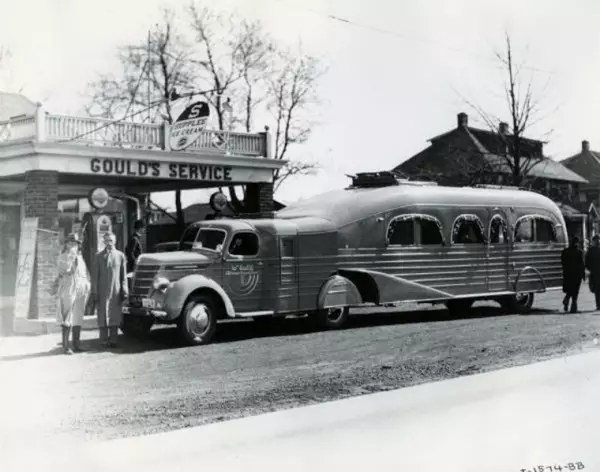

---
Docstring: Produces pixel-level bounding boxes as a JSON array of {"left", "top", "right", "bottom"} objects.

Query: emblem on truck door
[{"left": 225, "top": 263, "right": 260, "bottom": 296}]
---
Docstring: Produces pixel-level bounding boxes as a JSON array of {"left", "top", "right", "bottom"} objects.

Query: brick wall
[
  {"left": 23, "top": 171, "right": 59, "bottom": 319},
  {"left": 258, "top": 182, "right": 274, "bottom": 214}
]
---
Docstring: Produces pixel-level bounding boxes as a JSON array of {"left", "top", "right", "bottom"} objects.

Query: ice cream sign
[{"left": 169, "top": 101, "right": 210, "bottom": 151}]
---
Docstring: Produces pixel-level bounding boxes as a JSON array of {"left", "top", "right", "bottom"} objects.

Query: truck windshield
[{"left": 179, "top": 224, "right": 227, "bottom": 251}]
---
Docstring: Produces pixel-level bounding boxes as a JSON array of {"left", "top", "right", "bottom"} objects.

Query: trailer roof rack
[
  {"left": 349, "top": 171, "right": 399, "bottom": 188},
  {"left": 471, "top": 184, "right": 524, "bottom": 191}
]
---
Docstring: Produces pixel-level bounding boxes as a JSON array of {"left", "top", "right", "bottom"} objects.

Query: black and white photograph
[{"left": 1, "top": 0, "right": 599, "bottom": 470}]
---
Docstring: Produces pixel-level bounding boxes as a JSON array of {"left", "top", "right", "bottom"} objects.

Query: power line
[{"left": 269, "top": 0, "right": 557, "bottom": 76}]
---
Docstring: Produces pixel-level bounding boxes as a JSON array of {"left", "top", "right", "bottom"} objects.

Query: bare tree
[
  {"left": 187, "top": 3, "right": 326, "bottom": 212},
  {"left": 268, "top": 48, "right": 325, "bottom": 193},
  {"left": 86, "top": 9, "right": 194, "bottom": 230},
  {"left": 457, "top": 33, "right": 552, "bottom": 187}
]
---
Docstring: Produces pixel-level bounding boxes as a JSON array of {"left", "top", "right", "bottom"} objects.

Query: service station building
[{"left": 0, "top": 92, "right": 285, "bottom": 333}]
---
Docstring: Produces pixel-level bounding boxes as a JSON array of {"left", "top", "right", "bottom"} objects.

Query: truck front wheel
[{"left": 178, "top": 293, "right": 218, "bottom": 346}]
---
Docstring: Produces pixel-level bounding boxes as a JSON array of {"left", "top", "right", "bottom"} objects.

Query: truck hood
[{"left": 137, "top": 251, "right": 214, "bottom": 267}]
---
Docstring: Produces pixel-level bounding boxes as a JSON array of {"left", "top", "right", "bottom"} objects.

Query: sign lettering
[
  {"left": 90, "top": 158, "right": 233, "bottom": 182},
  {"left": 13, "top": 218, "right": 38, "bottom": 321}
]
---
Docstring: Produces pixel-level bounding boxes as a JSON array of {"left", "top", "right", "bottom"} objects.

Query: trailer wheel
[
  {"left": 312, "top": 306, "right": 349, "bottom": 330},
  {"left": 178, "top": 293, "right": 218, "bottom": 346},
  {"left": 499, "top": 292, "right": 535, "bottom": 314},
  {"left": 120, "top": 316, "right": 154, "bottom": 339},
  {"left": 445, "top": 299, "right": 474, "bottom": 316}
]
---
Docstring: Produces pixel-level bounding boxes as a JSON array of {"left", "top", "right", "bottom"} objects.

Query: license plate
[{"left": 142, "top": 298, "right": 156, "bottom": 309}]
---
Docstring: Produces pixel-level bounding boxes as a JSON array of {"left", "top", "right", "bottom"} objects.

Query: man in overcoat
[
  {"left": 561, "top": 236, "right": 586, "bottom": 313},
  {"left": 125, "top": 219, "right": 145, "bottom": 273},
  {"left": 586, "top": 234, "right": 600, "bottom": 310},
  {"left": 92, "top": 232, "right": 129, "bottom": 347}
]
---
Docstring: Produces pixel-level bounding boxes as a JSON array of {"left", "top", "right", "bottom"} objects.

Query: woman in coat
[{"left": 55, "top": 232, "right": 91, "bottom": 354}]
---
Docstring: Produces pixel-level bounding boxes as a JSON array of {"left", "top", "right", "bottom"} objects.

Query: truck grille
[{"left": 131, "top": 264, "right": 160, "bottom": 297}]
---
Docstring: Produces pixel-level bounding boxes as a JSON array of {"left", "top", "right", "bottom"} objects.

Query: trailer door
[{"left": 278, "top": 236, "right": 300, "bottom": 313}]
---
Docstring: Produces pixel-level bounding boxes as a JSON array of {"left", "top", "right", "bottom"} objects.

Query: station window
[
  {"left": 489, "top": 215, "right": 508, "bottom": 244},
  {"left": 452, "top": 215, "right": 485, "bottom": 244},
  {"left": 229, "top": 232, "right": 260, "bottom": 256},
  {"left": 514, "top": 216, "right": 557, "bottom": 243},
  {"left": 387, "top": 214, "right": 444, "bottom": 246}
]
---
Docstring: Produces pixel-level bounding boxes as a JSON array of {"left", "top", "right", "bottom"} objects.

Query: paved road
[
  {"left": 5, "top": 349, "right": 600, "bottom": 472},
  {"left": 1, "top": 290, "right": 599, "bottom": 455}
]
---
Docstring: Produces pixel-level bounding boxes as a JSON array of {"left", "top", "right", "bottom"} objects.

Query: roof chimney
[
  {"left": 457, "top": 112, "right": 468, "bottom": 128},
  {"left": 582, "top": 140, "right": 590, "bottom": 152},
  {"left": 499, "top": 122, "right": 509, "bottom": 135}
]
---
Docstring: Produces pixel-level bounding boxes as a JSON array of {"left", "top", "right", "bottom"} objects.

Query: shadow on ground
[{"left": 0, "top": 304, "right": 560, "bottom": 361}]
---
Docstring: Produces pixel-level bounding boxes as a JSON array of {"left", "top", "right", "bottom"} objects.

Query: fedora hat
[{"left": 65, "top": 232, "right": 81, "bottom": 244}]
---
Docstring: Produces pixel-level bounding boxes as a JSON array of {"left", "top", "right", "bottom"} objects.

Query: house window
[
  {"left": 489, "top": 215, "right": 508, "bottom": 244},
  {"left": 514, "top": 216, "right": 557, "bottom": 243},
  {"left": 387, "top": 214, "right": 444, "bottom": 246},
  {"left": 228, "top": 232, "right": 259, "bottom": 256},
  {"left": 452, "top": 214, "right": 485, "bottom": 244}
]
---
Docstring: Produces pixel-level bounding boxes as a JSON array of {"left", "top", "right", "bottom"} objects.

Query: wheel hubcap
[
  {"left": 327, "top": 308, "right": 344, "bottom": 322},
  {"left": 188, "top": 304, "right": 210, "bottom": 336},
  {"left": 516, "top": 293, "right": 531, "bottom": 307}
]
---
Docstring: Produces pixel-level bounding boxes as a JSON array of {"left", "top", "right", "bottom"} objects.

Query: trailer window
[
  {"left": 536, "top": 219, "right": 557, "bottom": 242},
  {"left": 489, "top": 215, "right": 508, "bottom": 244},
  {"left": 387, "top": 218, "right": 415, "bottom": 245},
  {"left": 387, "top": 214, "right": 444, "bottom": 246},
  {"left": 229, "top": 232, "right": 259, "bottom": 256},
  {"left": 452, "top": 215, "right": 485, "bottom": 244},
  {"left": 515, "top": 216, "right": 557, "bottom": 243}
]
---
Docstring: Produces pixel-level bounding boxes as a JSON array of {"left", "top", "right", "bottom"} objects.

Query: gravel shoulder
[{"left": 2, "top": 292, "right": 600, "bottom": 444}]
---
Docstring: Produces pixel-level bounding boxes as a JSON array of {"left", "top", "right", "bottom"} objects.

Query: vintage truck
[{"left": 122, "top": 172, "right": 567, "bottom": 346}]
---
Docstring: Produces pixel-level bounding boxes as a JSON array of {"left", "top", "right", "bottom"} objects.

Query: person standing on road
[
  {"left": 561, "top": 236, "right": 586, "bottom": 313},
  {"left": 92, "top": 232, "right": 128, "bottom": 348},
  {"left": 125, "top": 219, "right": 145, "bottom": 273},
  {"left": 54, "top": 233, "right": 91, "bottom": 354},
  {"left": 585, "top": 234, "right": 600, "bottom": 310}
]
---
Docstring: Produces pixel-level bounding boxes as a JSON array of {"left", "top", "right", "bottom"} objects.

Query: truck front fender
[{"left": 164, "top": 274, "right": 236, "bottom": 320}]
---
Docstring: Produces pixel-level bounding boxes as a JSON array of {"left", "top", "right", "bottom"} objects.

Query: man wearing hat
[
  {"left": 586, "top": 234, "right": 600, "bottom": 310},
  {"left": 54, "top": 232, "right": 91, "bottom": 354},
  {"left": 91, "top": 232, "right": 128, "bottom": 348}
]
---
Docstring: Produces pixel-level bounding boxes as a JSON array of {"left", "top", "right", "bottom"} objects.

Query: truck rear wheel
[
  {"left": 312, "top": 306, "right": 349, "bottom": 330},
  {"left": 445, "top": 299, "right": 474, "bottom": 316},
  {"left": 178, "top": 293, "right": 218, "bottom": 346},
  {"left": 499, "top": 292, "right": 534, "bottom": 314},
  {"left": 120, "top": 316, "right": 154, "bottom": 339}
]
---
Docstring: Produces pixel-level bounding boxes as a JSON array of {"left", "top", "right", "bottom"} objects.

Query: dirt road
[{"left": 1, "top": 290, "right": 599, "bottom": 447}]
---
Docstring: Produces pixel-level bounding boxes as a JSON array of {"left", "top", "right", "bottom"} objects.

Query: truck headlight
[{"left": 152, "top": 275, "right": 170, "bottom": 291}]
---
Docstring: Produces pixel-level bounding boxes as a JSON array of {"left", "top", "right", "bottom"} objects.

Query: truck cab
[{"left": 123, "top": 217, "right": 302, "bottom": 345}]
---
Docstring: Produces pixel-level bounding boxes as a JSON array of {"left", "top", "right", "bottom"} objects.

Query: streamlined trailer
[{"left": 123, "top": 172, "right": 567, "bottom": 345}]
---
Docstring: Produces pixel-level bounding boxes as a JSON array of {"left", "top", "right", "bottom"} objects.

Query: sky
[{"left": 1, "top": 0, "right": 600, "bottom": 210}]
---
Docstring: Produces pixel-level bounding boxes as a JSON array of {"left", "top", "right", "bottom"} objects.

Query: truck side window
[
  {"left": 452, "top": 215, "right": 484, "bottom": 244},
  {"left": 489, "top": 215, "right": 508, "bottom": 244},
  {"left": 229, "top": 232, "right": 259, "bottom": 256},
  {"left": 281, "top": 239, "right": 294, "bottom": 258}
]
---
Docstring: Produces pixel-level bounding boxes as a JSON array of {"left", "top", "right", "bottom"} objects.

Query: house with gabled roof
[
  {"left": 394, "top": 112, "right": 594, "bottom": 242},
  {"left": 560, "top": 140, "right": 600, "bottom": 237}
]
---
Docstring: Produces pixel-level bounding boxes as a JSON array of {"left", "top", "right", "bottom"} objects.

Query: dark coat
[
  {"left": 561, "top": 246, "right": 585, "bottom": 294},
  {"left": 125, "top": 233, "right": 143, "bottom": 273},
  {"left": 585, "top": 245, "right": 600, "bottom": 293}
]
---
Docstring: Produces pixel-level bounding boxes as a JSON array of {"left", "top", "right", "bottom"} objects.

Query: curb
[{"left": 5, "top": 315, "right": 99, "bottom": 336}]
